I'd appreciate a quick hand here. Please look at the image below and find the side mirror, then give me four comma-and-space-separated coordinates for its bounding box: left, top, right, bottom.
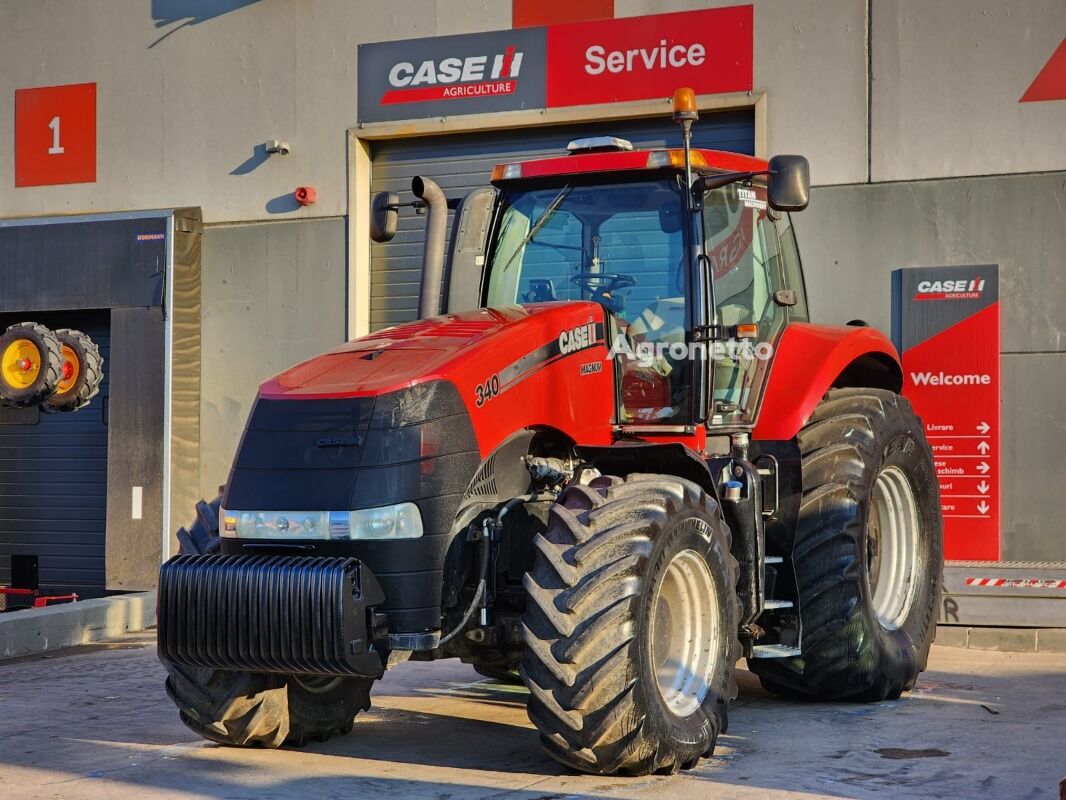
768, 155, 810, 212
370, 191, 399, 243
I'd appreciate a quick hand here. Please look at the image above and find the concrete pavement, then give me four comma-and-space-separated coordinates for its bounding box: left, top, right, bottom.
0, 633, 1063, 799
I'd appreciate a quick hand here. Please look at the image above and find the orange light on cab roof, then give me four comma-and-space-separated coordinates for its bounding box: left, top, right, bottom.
646, 149, 708, 170
491, 163, 522, 181
672, 87, 698, 123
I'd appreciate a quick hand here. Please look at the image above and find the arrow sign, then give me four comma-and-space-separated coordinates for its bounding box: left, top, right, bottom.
976, 421, 990, 434
977, 462, 990, 474
977, 501, 990, 515
977, 481, 990, 494
977, 440, 991, 454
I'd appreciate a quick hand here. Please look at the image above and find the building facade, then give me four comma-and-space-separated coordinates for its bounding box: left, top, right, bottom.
0, 0, 1063, 594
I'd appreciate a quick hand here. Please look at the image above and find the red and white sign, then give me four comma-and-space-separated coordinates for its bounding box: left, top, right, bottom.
14, 82, 97, 188
899, 265, 1000, 561
546, 6, 752, 108
358, 6, 753, 123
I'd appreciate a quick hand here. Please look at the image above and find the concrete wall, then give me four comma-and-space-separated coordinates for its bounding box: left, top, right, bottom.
794, 171, 1066, 560
871, 0, 1066, 181
197, 217, 347, 500
0, 0, 511, 224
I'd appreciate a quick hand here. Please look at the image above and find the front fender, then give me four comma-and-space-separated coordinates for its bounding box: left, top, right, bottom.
752, 323, 902, 441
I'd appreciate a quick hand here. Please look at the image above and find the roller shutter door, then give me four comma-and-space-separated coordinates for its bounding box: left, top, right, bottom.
369, 110, 755, 330
0, 310, 110, 598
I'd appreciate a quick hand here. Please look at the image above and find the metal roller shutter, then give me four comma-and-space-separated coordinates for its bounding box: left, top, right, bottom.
369, 110, 755, 330
0, 310, 110, 598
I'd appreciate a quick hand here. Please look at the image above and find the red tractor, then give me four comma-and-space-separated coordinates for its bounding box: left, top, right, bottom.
158, 89, 942, 775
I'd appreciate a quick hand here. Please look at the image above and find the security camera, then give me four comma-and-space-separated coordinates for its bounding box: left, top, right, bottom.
265, 140, 291, 156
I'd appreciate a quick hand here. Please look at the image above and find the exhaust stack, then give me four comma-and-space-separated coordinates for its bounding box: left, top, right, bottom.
413, 175, 448, 319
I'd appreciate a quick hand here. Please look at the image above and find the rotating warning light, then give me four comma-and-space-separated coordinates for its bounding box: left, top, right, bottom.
672, 87, 698, 124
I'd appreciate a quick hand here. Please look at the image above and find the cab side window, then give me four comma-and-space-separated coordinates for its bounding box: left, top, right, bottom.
775, 214, 809, 321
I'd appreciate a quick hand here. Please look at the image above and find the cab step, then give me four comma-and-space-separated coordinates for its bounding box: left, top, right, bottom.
751, 643, 802, 658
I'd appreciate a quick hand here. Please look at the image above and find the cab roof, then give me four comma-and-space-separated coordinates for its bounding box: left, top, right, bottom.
490, 148, 769, 185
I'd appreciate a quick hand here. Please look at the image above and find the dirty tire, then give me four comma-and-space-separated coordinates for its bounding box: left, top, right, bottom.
748, 388, 943, 701
521, 474, 739, 776
287, 677, 373, 745
162, 498, 374, 747
43, 328, 104, 413
0, 322, 62, 406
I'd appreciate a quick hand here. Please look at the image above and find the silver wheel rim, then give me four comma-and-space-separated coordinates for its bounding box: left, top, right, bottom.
649, 548, 720, 718
868, 465, 922, 630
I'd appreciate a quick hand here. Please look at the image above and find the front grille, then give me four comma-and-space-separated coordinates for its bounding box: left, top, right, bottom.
158, 554, 385, 678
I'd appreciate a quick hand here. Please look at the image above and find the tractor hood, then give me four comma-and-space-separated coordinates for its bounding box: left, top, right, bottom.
259, 302, 606, 400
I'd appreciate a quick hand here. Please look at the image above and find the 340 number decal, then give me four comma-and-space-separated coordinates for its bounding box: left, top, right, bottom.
474, 374, 501, 407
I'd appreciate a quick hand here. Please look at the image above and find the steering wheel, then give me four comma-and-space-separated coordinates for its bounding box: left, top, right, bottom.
570, 272, 636, 314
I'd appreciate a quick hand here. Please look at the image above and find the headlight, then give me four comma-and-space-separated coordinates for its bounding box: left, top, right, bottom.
221, 503, 423, 540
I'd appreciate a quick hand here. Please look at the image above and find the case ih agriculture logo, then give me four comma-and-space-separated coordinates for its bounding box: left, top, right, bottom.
913, 277, 986, 301
357, 6, 752, 123
381, 46, 525, 105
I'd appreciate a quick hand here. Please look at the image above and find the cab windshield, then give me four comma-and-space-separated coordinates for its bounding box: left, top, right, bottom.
485, 178, 689, 336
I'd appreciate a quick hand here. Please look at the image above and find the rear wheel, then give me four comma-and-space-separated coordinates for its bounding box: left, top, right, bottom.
0, 322, 62, 407
161, 497, 376, 747
521, 474, 738, 776
748, 388, 943, 701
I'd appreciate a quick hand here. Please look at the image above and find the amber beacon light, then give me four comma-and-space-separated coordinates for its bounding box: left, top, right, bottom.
672, 87, 699, 124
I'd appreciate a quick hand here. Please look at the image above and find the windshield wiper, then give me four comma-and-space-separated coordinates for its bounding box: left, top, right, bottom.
498, 185, 572, 274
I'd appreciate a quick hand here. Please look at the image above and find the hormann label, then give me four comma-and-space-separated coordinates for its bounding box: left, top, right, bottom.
357, 6, 753, 123
895, 264, 1000, 561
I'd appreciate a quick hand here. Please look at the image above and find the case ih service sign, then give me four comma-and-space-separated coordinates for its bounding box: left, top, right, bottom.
897, 265, 1001, 561
357, 6, 753, 123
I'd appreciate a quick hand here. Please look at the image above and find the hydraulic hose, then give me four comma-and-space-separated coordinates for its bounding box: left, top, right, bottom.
435, 493, 555, 648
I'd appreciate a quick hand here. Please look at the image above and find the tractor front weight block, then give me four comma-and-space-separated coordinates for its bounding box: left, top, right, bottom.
157, 554, 387, 679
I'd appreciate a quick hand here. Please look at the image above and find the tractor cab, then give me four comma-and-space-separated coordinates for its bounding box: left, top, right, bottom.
373, 88, 812, 430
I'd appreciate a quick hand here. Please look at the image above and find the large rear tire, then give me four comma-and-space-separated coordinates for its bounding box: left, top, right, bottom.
161, 497, 375, 747
748, 388, 943, 701
521, 474, 739, 776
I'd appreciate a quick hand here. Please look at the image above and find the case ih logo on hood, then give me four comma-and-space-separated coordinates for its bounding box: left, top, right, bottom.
382, 47, 523, 105
914, 278, 986, 301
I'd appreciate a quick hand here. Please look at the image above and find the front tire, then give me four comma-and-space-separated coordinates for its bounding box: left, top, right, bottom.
161, 497, 376, 747
748, 388, 943, 701
521, 474, 739, 776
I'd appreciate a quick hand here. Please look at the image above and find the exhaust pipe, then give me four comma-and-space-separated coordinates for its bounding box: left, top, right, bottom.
413, 175, 447, 319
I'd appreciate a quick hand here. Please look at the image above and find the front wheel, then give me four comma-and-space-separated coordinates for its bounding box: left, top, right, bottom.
749, 388, 943, 701
161, 497, 376, 747
521, 474, 739, 776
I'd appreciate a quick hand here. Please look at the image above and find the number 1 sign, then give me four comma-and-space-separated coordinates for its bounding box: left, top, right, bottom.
14, 82, 96, 187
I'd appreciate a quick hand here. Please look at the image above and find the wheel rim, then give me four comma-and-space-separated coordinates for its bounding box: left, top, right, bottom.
868, 465, 922, 630
56, 343, 80, 395
649, 548, 720, 718
1, 339, 42, 390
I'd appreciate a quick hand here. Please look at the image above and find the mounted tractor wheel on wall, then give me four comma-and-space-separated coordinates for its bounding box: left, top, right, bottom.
0, 322, 63, 407
43, 329, 104, 413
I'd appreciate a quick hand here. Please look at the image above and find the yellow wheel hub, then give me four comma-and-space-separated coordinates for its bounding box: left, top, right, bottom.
1, 338, 42, 390
56, 343, 80, 395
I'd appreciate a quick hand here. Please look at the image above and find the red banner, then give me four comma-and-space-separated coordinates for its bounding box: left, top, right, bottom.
545, 5, 753, 108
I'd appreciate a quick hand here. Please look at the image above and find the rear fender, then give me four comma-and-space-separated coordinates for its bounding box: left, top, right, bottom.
753, 323, 902, 441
